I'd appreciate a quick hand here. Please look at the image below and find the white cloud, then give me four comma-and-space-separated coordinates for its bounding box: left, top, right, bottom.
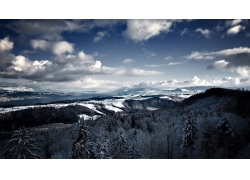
0, 47, 126, 82
135, 76, 250, 89
185, 47, 250, 60
207, 60, 250, 77
6, 55, 53, 78
180, 28, 188, 36
128, 68, 164, 76
185, 47, 250, 77
168, 62, 183, 66
77, 51, 95, 64
165, 56, 172, 60
30, 39, 50, 50
145, 64, 164, 67
143, 48, 156, 58
145, 62, 183, 67
93, 31, 109, 42
209, 47, 250, 56
52, 41, 74, 55
123, 20, 172, 42
225, 19, 242, 27
31, 39, 74, 55
123, 59, 134, 63
195, 28, 211, 38
80, 77, 123, 90
231, 19, 242, 26
185, 51, 203, 60
235, 67, 250, 77
0, 37, 14, 51
207, 60, 230, 71
227, 25, 245, 35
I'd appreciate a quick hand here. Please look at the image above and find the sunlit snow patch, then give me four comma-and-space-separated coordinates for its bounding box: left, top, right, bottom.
78, 114, 101, 120
160, 96, 173, 100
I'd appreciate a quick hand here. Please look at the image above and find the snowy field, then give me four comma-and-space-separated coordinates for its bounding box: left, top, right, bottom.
0, 98, 127, 114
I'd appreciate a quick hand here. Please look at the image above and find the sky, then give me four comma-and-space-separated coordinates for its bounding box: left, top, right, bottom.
1, 19, 250, 92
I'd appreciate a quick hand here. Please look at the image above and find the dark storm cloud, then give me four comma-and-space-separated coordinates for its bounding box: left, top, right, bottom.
6, 20, 92, 40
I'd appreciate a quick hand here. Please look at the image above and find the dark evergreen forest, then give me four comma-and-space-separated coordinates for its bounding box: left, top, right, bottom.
1, 88, 250, 159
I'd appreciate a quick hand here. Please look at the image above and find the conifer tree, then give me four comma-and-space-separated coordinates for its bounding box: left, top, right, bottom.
184, 110, 197, 147
72, 120, 95, 159
216, 116, 236, 157
4, 127, 41, 159
93, 124, 111, 159
110, 128, 130, 159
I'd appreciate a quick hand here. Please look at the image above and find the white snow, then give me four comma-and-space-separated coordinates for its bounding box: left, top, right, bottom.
146, 107, 159, 111
104, 105, 123, 112
160, 96, 173, 100
177, 94, 192, 98
78, 114, 101, 120
75, 103, 106, 115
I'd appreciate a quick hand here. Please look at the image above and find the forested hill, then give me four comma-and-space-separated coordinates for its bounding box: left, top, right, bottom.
1, 87, 250, 159
181, 87, 250, 118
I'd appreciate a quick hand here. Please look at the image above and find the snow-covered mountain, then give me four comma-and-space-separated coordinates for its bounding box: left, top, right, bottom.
110, 85, 214, 98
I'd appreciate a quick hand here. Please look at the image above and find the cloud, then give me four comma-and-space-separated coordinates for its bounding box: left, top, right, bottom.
225, 19, 242, 27
123, 59, 134, 63
92, 19, 125, 28
6, 20, 90, 40
207, 60, 250, 77
0, 76, 124, 92
30, 39, 50, 50
136, 76, 209, 88
79, 77, 123, 90
145, 62, 183, 67
227, 25, 245, 35
185, 47, 250, 77
30, 39, 74, 55
143, 48, 156, 58
214, 24, 224, 32
180, 28, 188, 36
185, 47, 250, 60
195, 28, 211, 38
52, 41, 74, 55
0, 37, 13, 51
93, 31, 109, 42
0, 55, 53, 80
20, 50, 37, 57
0, 41, 126, 82
184, 51, 214, 60
165, 56, 172, 60
128, 68, 163, 76
168, 62, 183, 66
145, 64, 165, 67
123, 20, 173, 42
207, 60, 230, 71
135, 76, 249, 89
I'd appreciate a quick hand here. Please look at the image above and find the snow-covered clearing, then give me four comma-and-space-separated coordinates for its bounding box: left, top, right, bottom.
0, 99, 125, 114
78, 114, 101, 120
160, 96, 173, 100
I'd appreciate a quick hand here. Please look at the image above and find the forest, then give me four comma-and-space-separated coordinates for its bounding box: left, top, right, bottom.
1, 87, 250, 159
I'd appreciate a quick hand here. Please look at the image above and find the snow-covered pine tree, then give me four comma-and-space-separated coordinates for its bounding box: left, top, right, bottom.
184, 110, 197, 147
110, 128, 130, 159
128, 144, 142, 159
93, 124, 111, 159
128, 129, 142, 159
216, 116, 236, 157
72, 120, 95, 159
216, 116, 234, 137
4, 127, 41, 159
